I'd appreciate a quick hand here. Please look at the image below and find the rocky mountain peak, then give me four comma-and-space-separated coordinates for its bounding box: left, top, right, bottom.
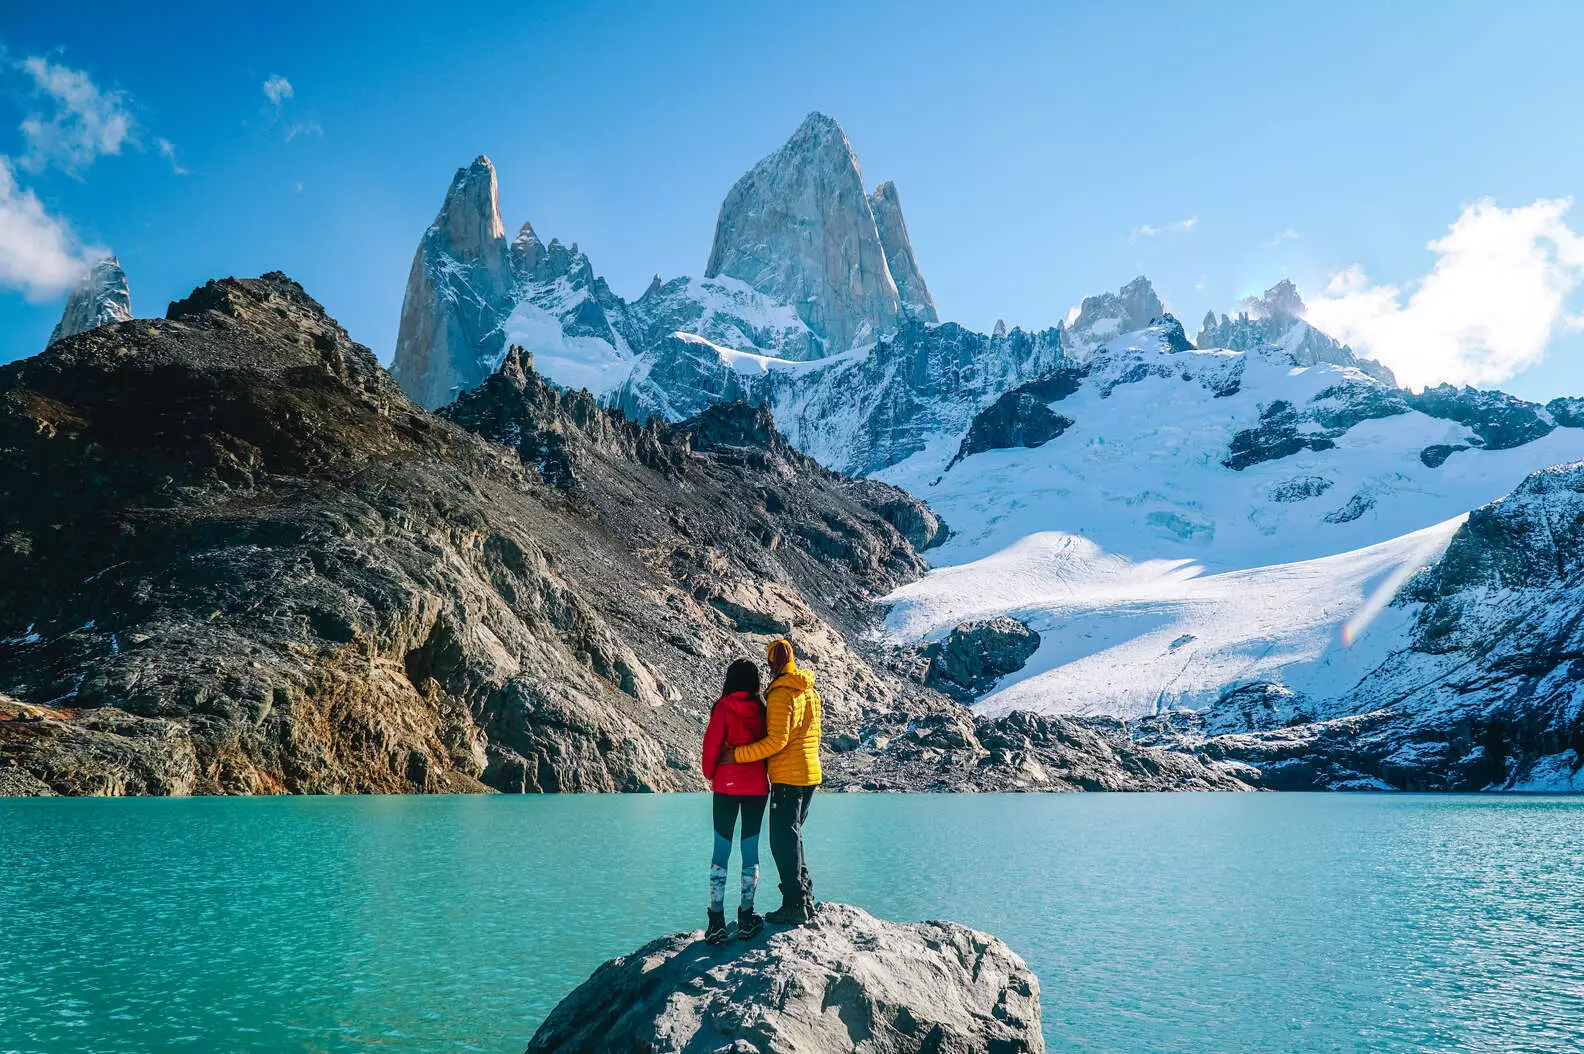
436, 155, 508, 259
510, 220, 547, 275
675, 400, 793, 460
1197, 279, 1396, 385
1119, 275, 1165, 319
1240, 278, 1306, 320
1067, 276, 1166, 352
392, 156, 515, 410
705, 111, 901, 354
868, 180, 938, 323
48, 255, 132, 346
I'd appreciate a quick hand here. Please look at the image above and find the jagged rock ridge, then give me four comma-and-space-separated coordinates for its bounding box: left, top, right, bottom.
392, 113, 941, 411
49, 256, 132, 346
1197, 279, 1396, 385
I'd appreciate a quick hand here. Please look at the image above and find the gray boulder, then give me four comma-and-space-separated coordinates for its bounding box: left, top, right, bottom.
925, 617, 1042, 701
525, 902, 1043, 1053
49, 255, 132, 345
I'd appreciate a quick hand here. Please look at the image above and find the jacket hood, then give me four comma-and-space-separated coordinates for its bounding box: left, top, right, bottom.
719, 690, 764, 716
772, 664, 814, 691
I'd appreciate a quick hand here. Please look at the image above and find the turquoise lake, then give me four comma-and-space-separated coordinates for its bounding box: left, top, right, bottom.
2, 793, 1582, 1053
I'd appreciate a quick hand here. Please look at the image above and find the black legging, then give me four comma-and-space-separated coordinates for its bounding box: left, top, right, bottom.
712, 792, 768, 848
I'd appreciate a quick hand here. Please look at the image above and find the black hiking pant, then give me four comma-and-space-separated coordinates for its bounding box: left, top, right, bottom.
768, 783, 816, 903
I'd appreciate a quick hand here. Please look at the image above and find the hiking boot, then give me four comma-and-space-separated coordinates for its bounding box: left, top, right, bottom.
704, 909, 729, 944
737, 907, 764, 940
764, 897, 810, 926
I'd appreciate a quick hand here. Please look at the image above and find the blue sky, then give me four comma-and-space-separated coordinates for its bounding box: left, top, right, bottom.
4, 0, 1584, 398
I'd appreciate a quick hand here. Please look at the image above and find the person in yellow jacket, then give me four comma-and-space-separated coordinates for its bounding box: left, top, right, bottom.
718, 638, 822, 924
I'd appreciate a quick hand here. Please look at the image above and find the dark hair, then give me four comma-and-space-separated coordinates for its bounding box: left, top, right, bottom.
722, 659, 762, 702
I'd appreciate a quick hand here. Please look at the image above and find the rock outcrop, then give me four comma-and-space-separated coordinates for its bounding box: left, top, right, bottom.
48, 255, 132, 346
825, 708, 1252, 792
1403, 383, 1557, 449
392, 156, 514, 409
868, 181, 938, 324
705, 112, 902, 354
945, 371, 1081, 471
923, 617, 1042, 702
525, 903, 1044, 1054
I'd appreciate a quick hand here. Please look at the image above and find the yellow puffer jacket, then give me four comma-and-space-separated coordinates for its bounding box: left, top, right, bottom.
734, 663, 822, 786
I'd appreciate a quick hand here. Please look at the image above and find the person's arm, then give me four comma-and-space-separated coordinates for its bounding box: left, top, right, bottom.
701, 704, 726, 780
731, 687, 793, 764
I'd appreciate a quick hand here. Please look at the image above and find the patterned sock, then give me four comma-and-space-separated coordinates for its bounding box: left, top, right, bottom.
709, 864, 728, 913
740, 864, 760, 912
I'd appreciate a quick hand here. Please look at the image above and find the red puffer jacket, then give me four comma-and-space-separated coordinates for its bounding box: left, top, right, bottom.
702, 691, 770, 795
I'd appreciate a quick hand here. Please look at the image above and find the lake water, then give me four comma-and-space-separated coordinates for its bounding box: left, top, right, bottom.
2, 793, 1581, 1053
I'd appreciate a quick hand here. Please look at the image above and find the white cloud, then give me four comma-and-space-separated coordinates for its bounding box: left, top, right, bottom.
155, 137, 187, 175
1271, 228, 1300, 246
285, 121, 322, 142
0, 156, 106, 300
1306, 198, 1584, 390
16, 56, 135, 174
1130, 216, 1198, 242
263, 74, 293, 107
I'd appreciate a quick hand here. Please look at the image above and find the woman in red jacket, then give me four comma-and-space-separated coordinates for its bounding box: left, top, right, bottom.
701, 659, 770, 943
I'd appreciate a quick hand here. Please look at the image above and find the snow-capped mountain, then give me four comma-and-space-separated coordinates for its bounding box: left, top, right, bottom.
611, 321, 1066, 476
880, 314, 1584, 574
1128, 461, 1584, 791
392, 112, 938, 412
388, 111, 1584, 790
48, 256, 132, 346
1063, 275, 1166, 355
